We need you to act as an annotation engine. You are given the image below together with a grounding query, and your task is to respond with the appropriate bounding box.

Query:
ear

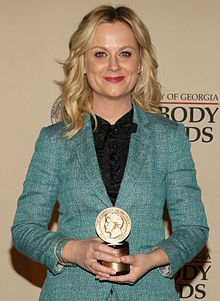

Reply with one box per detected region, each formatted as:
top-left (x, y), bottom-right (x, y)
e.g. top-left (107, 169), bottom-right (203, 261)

top-left (137, 66), bottom-right (142, 74)
top-left (137, 61), bottom-right (142, 74)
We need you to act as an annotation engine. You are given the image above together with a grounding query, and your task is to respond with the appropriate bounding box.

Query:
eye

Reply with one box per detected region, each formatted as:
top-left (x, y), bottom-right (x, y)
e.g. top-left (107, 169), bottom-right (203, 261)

top-left (120, 51), bottom-right (131, 57)
top-left (95, 51), bottom-right (107, 57)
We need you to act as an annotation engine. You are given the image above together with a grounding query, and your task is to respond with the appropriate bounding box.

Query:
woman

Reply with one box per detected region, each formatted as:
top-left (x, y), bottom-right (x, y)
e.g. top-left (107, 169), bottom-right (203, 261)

top-left (11, 5), bottom-right (209, 300)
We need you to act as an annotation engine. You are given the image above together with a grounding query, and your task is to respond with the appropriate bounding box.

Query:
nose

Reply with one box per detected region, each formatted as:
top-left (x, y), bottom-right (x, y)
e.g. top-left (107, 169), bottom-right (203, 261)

top-left (107, 55), bottom-right (120, 72)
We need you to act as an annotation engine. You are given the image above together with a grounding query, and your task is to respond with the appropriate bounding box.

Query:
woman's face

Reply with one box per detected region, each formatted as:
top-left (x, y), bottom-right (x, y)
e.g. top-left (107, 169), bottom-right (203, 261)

top-left (84, 21), bottom-right (140, 104)
top-left (104, 217), bottom-right (115, 234)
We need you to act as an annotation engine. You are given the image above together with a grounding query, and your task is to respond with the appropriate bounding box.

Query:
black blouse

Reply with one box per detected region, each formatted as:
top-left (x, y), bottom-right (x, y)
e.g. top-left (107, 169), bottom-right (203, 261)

top-left (91, 109), bottom-right (137, 206)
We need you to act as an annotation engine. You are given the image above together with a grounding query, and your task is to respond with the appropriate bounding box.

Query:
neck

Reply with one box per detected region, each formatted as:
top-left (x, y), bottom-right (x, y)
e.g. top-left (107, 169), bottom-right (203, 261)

top-left (92, 97), bottom-right (132, 125)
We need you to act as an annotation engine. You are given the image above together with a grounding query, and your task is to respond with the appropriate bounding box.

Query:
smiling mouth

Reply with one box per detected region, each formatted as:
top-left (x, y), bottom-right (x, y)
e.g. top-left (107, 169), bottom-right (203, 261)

top-left (104, 76), bottom-right (124, 83)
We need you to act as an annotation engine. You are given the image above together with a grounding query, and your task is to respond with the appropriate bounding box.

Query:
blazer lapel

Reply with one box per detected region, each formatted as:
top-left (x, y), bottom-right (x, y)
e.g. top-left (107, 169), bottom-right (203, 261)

top-left (69, 115), bottom-right (112, 207)
top-left (115, 104), bottom-right (151, 208)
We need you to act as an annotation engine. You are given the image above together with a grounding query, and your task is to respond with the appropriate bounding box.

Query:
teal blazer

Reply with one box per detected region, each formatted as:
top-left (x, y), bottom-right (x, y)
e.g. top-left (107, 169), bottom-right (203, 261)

top-left (11, 104), bottom-right (208, 300)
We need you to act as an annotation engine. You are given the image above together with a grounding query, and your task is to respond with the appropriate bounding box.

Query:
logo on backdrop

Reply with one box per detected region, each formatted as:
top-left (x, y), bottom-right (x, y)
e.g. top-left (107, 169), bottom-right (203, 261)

top-left (160, 93), bottom-right (219, 143)
top-left (175, 249), bottom-right (211, 299)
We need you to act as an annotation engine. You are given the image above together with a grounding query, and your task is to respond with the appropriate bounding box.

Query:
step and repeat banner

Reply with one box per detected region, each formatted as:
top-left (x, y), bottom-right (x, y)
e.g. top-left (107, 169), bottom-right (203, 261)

top-left (161, 92), bottom-right (217, 299)
top-left (1, 0), bottom-right (219, 300)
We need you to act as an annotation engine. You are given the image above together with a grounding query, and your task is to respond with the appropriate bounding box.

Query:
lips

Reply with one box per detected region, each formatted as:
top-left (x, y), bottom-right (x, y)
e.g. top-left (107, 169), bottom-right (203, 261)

top-left (104, 76), bottom-right (124, 83)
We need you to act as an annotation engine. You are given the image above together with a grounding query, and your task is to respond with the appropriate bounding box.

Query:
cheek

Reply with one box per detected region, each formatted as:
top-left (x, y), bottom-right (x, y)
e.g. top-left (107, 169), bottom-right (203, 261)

top-left (121, 61), bottom-right (139, 75)
top-left (130, 61), bottom-right (140, 73)
top-left (85, 60), bottom-right (105, 75)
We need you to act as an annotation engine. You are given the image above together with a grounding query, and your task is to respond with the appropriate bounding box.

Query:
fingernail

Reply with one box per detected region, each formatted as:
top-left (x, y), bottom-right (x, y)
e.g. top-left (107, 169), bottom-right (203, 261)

top-left (111, 270), bottom-right (116, 275)
top-left (113, 250), bottom-right (118, 255)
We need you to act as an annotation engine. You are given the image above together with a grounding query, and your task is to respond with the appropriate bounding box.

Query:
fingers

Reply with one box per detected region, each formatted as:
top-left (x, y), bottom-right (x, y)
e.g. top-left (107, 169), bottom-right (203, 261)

top-left (96, 273), bottom-right (135, 285)
top-left (95, 258), bottom-right (133, 283)
top-left (91, 260), bottom-right (117, 277)
top-left (94, 250), bottom-right (121, 263)
top-left (83, 239), bottom-right (121, 276)
top-left (75, 237), bottom-right (126, 278)
top-left (95, 253), bottom-right (152, 285)
top-left (94, 241), bottom-right (119, 256)
top-left (95, 269), bottom-right (116, 278)
top-left (95, 255), bottom-right (140, 284)
top-left (96, 266), bottom-right (137, 285)
top-left (120, 255), bottom-right (135, 265)
top-left (93, 241), bottom-right (122, 266)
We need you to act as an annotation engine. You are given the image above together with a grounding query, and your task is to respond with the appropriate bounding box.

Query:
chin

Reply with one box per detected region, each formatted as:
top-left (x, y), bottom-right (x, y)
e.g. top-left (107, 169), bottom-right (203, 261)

top-left (106, 95), bottom-right (129, 101)
top-left (103, 91), bottom-right (130, 100)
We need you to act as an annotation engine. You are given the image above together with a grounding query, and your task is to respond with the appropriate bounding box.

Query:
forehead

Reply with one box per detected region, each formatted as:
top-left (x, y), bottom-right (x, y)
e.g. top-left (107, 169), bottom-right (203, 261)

top-left (90, 21), bottom-right (138, 48)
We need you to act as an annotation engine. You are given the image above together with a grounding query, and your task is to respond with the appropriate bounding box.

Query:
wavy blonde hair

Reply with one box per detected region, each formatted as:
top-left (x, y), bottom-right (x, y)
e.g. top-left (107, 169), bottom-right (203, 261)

top-left (58, 5), bottom-right (161, 138)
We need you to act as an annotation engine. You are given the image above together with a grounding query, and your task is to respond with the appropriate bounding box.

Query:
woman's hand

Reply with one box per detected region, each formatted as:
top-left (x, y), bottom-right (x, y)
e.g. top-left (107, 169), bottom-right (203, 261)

top-left (96, 248), bottom-right (169, 285)
top-left (96, 253), bottom-right (150, 284)
top-left (61, 237), bottom-right (121, 278)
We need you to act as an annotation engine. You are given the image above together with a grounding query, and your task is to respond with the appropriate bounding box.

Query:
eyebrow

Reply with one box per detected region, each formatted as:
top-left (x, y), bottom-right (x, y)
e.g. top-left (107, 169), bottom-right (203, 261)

top-left (89, 46), bottom-right (136, 51)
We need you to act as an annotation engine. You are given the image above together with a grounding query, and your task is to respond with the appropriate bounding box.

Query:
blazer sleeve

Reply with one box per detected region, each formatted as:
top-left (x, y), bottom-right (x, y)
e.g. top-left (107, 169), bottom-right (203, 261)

top-left (156, 123), bottom-right (209, 278)
top-left (11, 126), bottom-right (69, 275)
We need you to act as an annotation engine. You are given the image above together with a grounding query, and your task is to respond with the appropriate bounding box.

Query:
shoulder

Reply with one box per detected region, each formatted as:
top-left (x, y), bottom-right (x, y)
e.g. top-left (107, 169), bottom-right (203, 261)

top-left (147, 111), bottom-right (174, 124)
top-left (148, 113), bottom-right (191, 154)
top-left (139, 109), bottom-right (184, 132)
top-left (42, 122), bottom-right (65, 136)
top-left (35, 122), bottom-right (66, 151)
top-left (137, 109), bottom-right (188, 147)
top-left (39, 122), bottom-right (65, 141)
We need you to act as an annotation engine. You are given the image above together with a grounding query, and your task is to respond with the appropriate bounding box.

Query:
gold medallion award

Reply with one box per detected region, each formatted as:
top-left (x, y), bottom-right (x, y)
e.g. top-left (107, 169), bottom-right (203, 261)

top-left (95, 207), bottom-right (131, 275)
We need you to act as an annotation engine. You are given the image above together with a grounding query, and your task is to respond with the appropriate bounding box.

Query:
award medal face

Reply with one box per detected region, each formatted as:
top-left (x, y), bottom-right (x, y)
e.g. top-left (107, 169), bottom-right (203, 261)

top-left (95, 207), bottom-right (131, 244)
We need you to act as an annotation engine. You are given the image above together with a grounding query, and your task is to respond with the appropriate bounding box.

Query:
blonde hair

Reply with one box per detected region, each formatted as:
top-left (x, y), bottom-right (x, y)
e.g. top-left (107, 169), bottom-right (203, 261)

top-left (58, 5), bottom-right (162, 138)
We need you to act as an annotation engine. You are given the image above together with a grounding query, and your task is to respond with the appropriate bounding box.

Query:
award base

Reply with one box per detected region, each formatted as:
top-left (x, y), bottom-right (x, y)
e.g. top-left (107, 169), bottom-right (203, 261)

top-left (102, 241), bottom-right (130, 275)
